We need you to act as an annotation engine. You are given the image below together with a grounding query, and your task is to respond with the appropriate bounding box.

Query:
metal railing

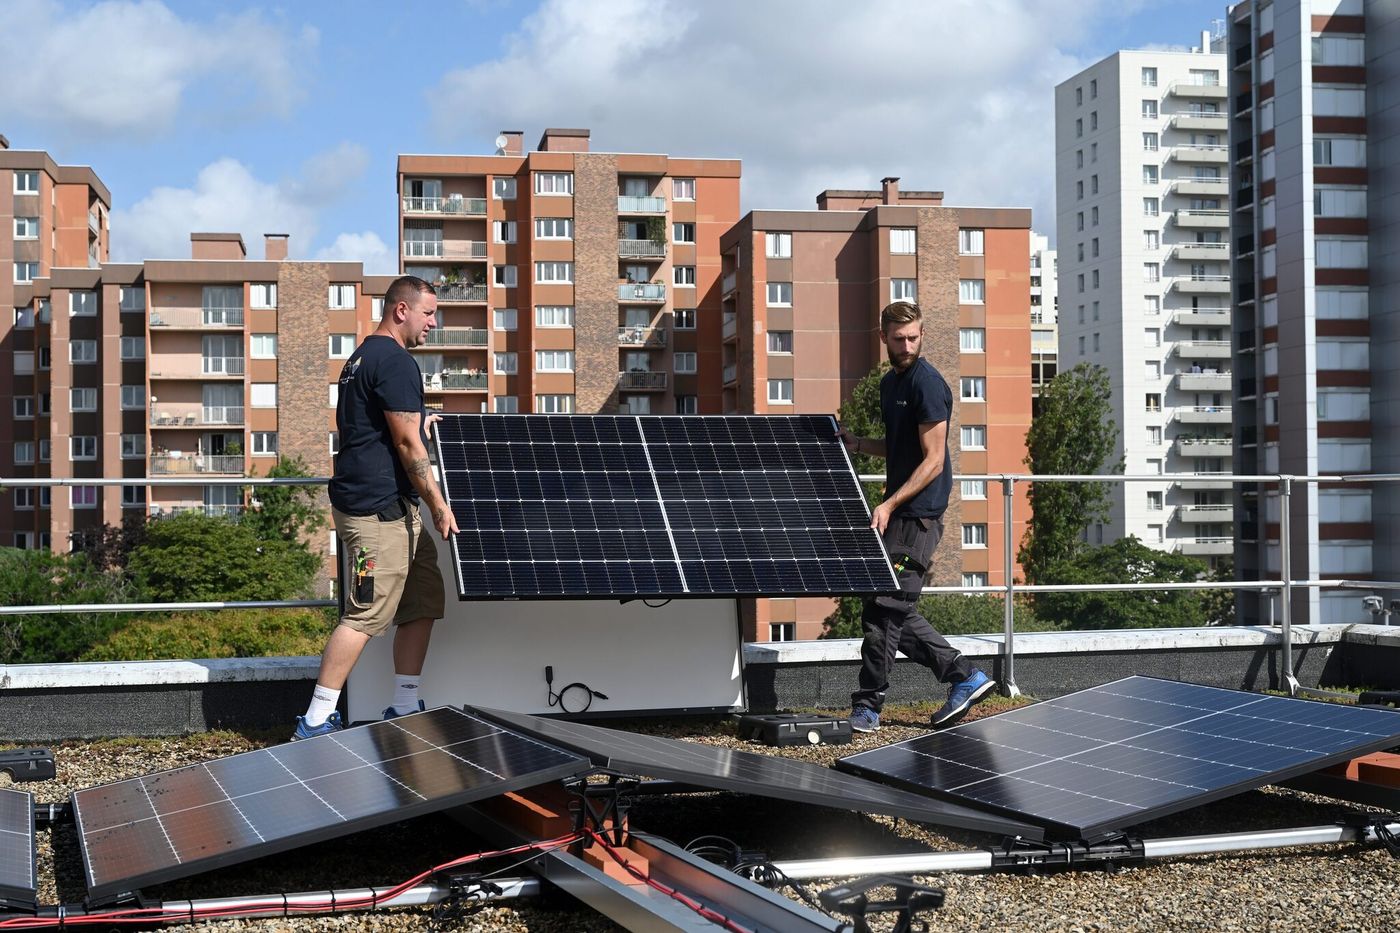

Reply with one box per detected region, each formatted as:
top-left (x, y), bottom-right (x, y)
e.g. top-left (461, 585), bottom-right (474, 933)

top-left (617, 196), bottom-right (666, 213)
top-left (437, 284), bottom-right (489, 303)
top-left (618, 371), bottom-right (667, 390)
top-left (401, 196), bottom-right (487, 215)
top-left (618, 283), bottom-right (666, 301)
top-left (619, 239), bottom-right (666, 258)
top-left (149, 454), bottom-right (244, 475)
top-left (617, 326), bottom-right (667, 347)
top-left (422, 327), bottom-right (488, 347)
top-left (149, 307), bottom-right (245, 329)
top-left (150, 404), bottom-right (245, 427)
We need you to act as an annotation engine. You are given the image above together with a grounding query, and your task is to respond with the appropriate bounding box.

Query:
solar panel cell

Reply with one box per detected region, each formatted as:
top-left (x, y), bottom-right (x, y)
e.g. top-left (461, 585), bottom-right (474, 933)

top-left (0, 788), bottom-right (36, 909)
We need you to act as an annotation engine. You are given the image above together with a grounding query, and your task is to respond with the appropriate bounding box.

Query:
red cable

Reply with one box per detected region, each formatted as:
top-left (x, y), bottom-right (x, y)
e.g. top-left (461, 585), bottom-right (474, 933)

top-left (587, 830), bottom-right (756, 933)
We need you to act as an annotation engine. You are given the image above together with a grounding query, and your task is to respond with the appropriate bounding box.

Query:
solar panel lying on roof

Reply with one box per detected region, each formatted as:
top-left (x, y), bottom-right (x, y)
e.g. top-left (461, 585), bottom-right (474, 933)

top-left (836, 676), bottom-right (1400, 840)
top-left (72, 708), bottom-right (587, 901)
top-left (472, 707), bottom-right (1041, 839)
top-left (433, 414), bottom-right (898, 599)
top-left (0, 788), bottom-right (36, 910)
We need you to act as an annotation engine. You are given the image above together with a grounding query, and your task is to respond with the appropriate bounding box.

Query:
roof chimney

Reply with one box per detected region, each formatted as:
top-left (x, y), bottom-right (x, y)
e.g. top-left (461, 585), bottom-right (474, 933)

top-left (264, 233), bottom-right (289, 261)
top-left (190, 232), bottom-right (246, 261)
top-left (0, 134), bottom-right (9, 150)
top-left (497, 130), bottom-right (523, 156)
top-left (538, 128), bottom-right (591, 153)
top-left (881, 176), bottom-right (900, 205)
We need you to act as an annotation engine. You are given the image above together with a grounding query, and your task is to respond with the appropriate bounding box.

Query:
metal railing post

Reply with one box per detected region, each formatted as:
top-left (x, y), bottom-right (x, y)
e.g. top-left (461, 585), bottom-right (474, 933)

top-left (1001, 476), bottom-right (1020, 698)
top-left (1278, 475), bottom-right (1300, 695)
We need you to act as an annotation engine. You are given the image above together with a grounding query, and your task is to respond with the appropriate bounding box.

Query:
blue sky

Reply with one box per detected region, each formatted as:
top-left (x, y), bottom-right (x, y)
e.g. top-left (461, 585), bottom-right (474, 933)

top-left (0, 0), bottom-right (1234, 271)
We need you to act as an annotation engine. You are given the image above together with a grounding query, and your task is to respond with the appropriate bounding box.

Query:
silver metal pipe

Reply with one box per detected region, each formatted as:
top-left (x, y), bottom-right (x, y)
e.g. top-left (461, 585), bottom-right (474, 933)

top-left (153, 878), bottom-right (538, 923)
top-left (1278, 475), bottom-right (1299, 695)
top-left (1001, 476), bottom-right (1020, 698)
top-left (771, 850), bottom-right (993, 880)
top-left (1141, 822), bottom-right (1400, 858)
top-left (0, 599), bottom-right (336, 616)
top-left (0, 476), bottom-right (326, 487)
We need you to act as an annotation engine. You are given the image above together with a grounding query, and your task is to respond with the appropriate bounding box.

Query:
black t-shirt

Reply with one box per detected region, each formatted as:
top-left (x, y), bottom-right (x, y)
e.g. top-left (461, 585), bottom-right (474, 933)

top-left (880, 357), bottom-right (953, 519)
top-left (328, 335), bottom-right (426, 515)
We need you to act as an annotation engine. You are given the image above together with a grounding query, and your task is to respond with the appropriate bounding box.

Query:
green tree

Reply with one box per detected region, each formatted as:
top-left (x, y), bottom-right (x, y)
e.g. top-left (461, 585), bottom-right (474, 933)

top-left (1034, 536), bottom-right (1211, 630)
top-left (241, 455), bottom-right (327, 543)
top-left (838, 361), bottom-right (890, 510)
top-left (128, 512), bottom-right (317, 603)
top-left (1019, 364), bottom-right (1122, 583)
top-left (1201, 555), bottom-right (1237, 626)
top-left (0, 548), bottom-right (132, 663)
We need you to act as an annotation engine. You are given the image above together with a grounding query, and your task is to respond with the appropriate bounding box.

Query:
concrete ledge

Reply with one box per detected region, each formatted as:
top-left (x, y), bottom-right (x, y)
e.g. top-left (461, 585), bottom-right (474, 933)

top-left (0, 656), bottom-right (319, 690)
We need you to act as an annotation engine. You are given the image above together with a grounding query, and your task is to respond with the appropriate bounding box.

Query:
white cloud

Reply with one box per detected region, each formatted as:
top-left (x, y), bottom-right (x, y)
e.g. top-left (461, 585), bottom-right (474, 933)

top-left (316, 232), bottom-right (396, 275)
top-left (429, 0), bottom-right (1125, 235)
top-left (109, 144), bottom-right (370, 262)
top-left (0, 0), bottom-right (316, 138)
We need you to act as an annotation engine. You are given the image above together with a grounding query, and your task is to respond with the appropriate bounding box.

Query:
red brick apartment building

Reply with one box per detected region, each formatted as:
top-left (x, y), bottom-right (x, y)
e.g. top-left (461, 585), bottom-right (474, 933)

top-left (396, 129), bottom-right (740, 415)
top-left (720, 179), bottom-right (1034, 641)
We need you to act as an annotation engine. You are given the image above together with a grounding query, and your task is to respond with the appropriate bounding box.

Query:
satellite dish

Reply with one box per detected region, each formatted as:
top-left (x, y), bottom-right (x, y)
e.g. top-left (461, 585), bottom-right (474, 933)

top-left (494, 134), bottom-right (509, 150)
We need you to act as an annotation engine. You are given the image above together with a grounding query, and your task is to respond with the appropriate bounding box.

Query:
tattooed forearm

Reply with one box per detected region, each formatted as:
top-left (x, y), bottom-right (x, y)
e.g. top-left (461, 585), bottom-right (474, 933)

top-left (387, 410), bottom-right (419, 423)
top-left (408, 456), bottom-right (432, 482)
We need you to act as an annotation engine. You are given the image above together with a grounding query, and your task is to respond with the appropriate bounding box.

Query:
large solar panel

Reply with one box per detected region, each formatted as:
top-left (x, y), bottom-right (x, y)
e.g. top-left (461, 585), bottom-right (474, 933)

top-left (0, 788), bottom-right (36, 910)
top-left (433, 414), bottom-right (898, 599)
top-left (472, 707), bottom-right (1041, 839)
top-left (836, 676), bottom-right (1400, 840)
top-left (72, 708), bottom-right (588, 901)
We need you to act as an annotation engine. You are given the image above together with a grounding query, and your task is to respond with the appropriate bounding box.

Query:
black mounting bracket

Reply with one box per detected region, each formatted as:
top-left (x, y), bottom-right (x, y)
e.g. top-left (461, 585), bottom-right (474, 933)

top-left (32, 801), bottom-right (70, 828)
top-left (817, 874), bottom-right (945, 933)
top-left (990, 834), bottom-right (1146, 874)
top-left (444, 871), bottom-right (505, 905)
top-left (564, 771), bottom-right (638, 850)
top-left (1342, 810), bottom-right (1400, 858)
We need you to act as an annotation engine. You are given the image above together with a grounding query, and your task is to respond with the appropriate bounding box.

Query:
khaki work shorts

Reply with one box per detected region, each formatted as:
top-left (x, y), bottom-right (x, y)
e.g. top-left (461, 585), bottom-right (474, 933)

top-left (333, 500), bottom-right (445, 637)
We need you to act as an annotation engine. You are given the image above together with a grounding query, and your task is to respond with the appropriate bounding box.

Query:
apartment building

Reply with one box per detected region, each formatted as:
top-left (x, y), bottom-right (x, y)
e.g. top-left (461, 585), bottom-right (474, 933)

top-left (2, 138), bottom-right (111, 549)
top-left (1228, 0), bottom-right (1394, 625)
top-left (719, 179), bottom-right (1034, 641)
top-left (397, 129), bottom-right (740, 416)
top-left (1030, 233), bottom-right (1059, 412)
top-left (1055, 37), bottom-right (1234, 563)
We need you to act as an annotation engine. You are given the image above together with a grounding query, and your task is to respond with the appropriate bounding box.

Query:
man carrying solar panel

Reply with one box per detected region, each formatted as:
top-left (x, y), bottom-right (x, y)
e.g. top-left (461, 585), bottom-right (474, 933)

top-left (840, 301), bottom-right (995, 733)
top-left (292, 275), bottom-right (459, 740)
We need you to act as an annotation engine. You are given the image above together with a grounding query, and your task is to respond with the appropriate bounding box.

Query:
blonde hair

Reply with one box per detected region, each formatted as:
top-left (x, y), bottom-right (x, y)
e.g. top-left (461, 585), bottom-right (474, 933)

top-left (880, 300), bottom-right (922, 334)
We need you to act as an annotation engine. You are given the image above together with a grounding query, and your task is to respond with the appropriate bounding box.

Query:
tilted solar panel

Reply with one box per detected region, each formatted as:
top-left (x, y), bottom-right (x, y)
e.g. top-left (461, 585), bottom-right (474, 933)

top-left (434, 414), bottom-right (898, 599)
top-left (0, 788), bottom-right (36, 911)
top-left (836, 676), bottom-right (1400, 840)
top-left (73, 708), bottom-right (587, 901)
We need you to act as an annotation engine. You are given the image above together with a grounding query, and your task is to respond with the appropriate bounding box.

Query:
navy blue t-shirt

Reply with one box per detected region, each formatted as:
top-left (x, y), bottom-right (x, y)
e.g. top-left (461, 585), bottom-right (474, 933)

top-left (328, 335), bottom-right (426, 515)
top-left (880, 357), bottom-right (953, 520)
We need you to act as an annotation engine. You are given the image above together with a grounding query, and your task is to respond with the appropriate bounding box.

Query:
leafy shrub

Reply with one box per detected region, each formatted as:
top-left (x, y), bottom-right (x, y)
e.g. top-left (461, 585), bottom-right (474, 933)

top-left (82, 609), bottom-right (333, 661)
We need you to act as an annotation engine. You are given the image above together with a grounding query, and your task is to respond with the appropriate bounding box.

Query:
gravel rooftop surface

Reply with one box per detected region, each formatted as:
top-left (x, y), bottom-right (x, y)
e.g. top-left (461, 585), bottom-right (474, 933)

top-left (5, 695), bottom-right (1399, 932)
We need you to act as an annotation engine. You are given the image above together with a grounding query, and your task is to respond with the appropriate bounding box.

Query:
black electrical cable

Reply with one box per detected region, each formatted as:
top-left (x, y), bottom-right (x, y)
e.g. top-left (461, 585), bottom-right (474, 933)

top-left (642, 598), bottom-right (672, 608)
top-left (544, 665), bottom-right (609, 714)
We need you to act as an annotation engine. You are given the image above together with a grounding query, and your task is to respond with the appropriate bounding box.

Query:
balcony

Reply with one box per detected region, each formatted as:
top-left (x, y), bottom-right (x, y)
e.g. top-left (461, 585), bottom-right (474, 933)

top-left (722, 311), bottom-right (738, 342)
top-left (1175, 536), bottom-right (1234, 556)
top-left (617, 325), bottom-right (668, 348)
top-left (1168, 79), bottom-right (1228, 99)
top-left (149, 503), bottom-right (245, 519)
top-left (422, 327), bottom-right (488, 347)
top-left (617, 196), bottom-right (666, 214)
top-left (1175, 406), bottom-right (1233, 425)
top-left (1177, 475), bottom-right (1233, 491)
top-left (401, 196), bottom-right (487, 216)
top-left (1176, 437), bottom-right (1234, 458)
top-left (149, 307), bottom-right (244, 329)
top-left (88, 210), bottom-right (100, 235)
top-left (149, 454), bottom-right (244, 475)
top-left (1171, 242), bottom-right (1230, 261)
top-left (150, 404), bottom-right (245, 427)
top-left (437, 284), bottom-right (489, 303)
top-left (1171, 178), bottom-right (1229, 197)
top-left (403, 240), bottom-right (488, 260)
top-left (1234, 139), bottom-right (1254, 163)
top-left (1170, 112), bottom-right (1228, 131)
top-left (1173, 275), bottom-right (1232, 295)
top-left (618, 371), bottom-right (667, 391)
top-left (424, 371), bottom-right (488, 392)
top-left (1178, 503), bottom-right (1235, 523)
top-left (1174, 209), bottom-right (1230, 229)
top-left (618, 283), bottom-right (666, 303)
top-left (619, 239), bottom-right (666, 258)
top-left (722, 271), bottom-right (737, 296)
top-left (722, 363), bottom-right (738, 385)
top-left (150, 357), bottom-right (245, 380)
top-left (1177, 371), bottom-right (1232, 391)
top-left (1174, 340), bottom-right (1232, 360)
top-left (1170, 145), bottom-right (1229, 165)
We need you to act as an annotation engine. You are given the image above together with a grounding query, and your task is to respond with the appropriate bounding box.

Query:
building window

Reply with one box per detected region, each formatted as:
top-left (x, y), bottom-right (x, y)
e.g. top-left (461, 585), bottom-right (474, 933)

top-left (328, 334), bottom-right (355, 358)
top-left (252, 432), bottom-right (278, 456)
top-left (121, 435), bottom-right (145, 459)
top-left (1145, 361), bottom-right (1161, 380)
top-left (673, 265), bottom-right (696, 286)
top-left (672, 177), bottom-right (695, 200)
top-left (116, 335), bottom-right (145, 360)
top-left (1075, 86), bottom-right (1083, 106)
top-left (70, 339), bottom-right (98, 363)
top-left (71, 436), bottom-right (97, 461)
top-left (1147, 425), bottom-right (1162, 445)
top-left (117, 484), bottom-right (147, 510)
top-left (121, 385), bottom-right (144, 410)
top-left (14, 261), bottom-right (39, 283)
top-left (1143, 263), bottom-right (1160, 283)
top-left (1144, 328), bottom-right (1160, 347)
top-left (767, 331), bottom-right (793, 353)
top-left (769, 623), bottom-right (795, 642)
top-left (1142, 165), bottom-right (1159, 186)
top-left (14, 306), bottom-right (35, 329)
top-left (14, 397), bottom-right (34, 419)
top-left (535, 350), bottom-right (574, 372)
top-left (963, 572), bottom-right (989, 588)
top-left (956, 228), bottom-right (984, 255)
top-left (494, 396), bottom-right (519, 413)
top-left (14, 171), bottom-right (39, 194)
top-left (1143, 132), bottom-right (1159, 151)
top-left (960, 327), bottom-right (985, 352)
top-left (495, 220), bottom-right (520, 243)
top-left (494, 352), bottom-right (518, 374)
top-left (534, 172), bottom-right (573, 195)
top-left (1093, 333), bottom-right (1100, 352)
top-left (1142, 100), bottom-right (1158, 119)
top-left (891, 228), bottom-right (917, 254)
top-left (891, 279), bottom-right (917, 302)
top-left (1145, 295), bottom-right (1160, 315)
top-left (252, 383), bottom-right (278, 408)
top-left (536, 394), bottom-right (574, 414)
top-left (493, 177), bottom-right (517, 200)
top-left (1089, 78), bottom-right (1097, 98)
top-left (1091, 174), bottom-right (1099, 194)
top-left (676, 395), bottom-right (698, 414)
top-left (767, 282), bottom-right (793, 306)
top-left (329, 383), bottom-right (339, 407)
top-left (494, 265), bottom-right (519, 287)
top-left (959, 279), bottom-right (986, 303)
top-left (1146, 393), bottom-right (1162, 413)
top-left (1143, 197), bottom-right (1160, 217)
top-left (1147, 490), bottom-right (1164, 511)
top-left (962, 524), bottom-right (988, 548)
top-left (329, 431), bottom-right (340, 455)
top-left (249, 283), bottom-right (276, 308)
top-left (1090, 110), bottom-right (1098, 131)
top-left (673, 222), bottom-right (695, 243)
top-left (765, 232), bottom-right (792, 259)
top-left (71, 387), bottom-right (98, 411)
top-left (960, 376), bottom-right (986, 401)
top-left (1076, 180), bottom-right (1084, 200)
top-left (13, 216), bottom-right (39, 239)
top-left (14, 350), bottom-right (34, 375)
top-left (1142, 66), bottom-right (1158, 87)
top-left (674, 308), bottom-right (696, 330)
top-left (535, 305), bottom-right (575, 327)
top-left (494, 308), bottom-right (517, 331)
top-left (1076, 118), bottom-right (1083, 138)
top-left (251, 334), bottom-right (278, 358)
top-left (1091, 206), bottom-right (1099, 225)
top-left (533, 218), bottom-right (571, 239)
top-left (1076, 212), bottom-right (1084, 231)
top-left (961, 479), bottom-right (987, 499)
top-left (38, 439), bottom-right (50, 461)
top-left (534, 261), bottom-right (573, 284)
top-left (767, 379), bottom-right (794, 404)
top-left (71, 486), bottom-right (98, 509)
top-left (324, 283), bottom-right (354, 309)
top-left (1077, 149), bottom-right (1085, 168)
top-left (1091, 270), bottom-right (1100, 289)
top-left (674, 351), bottom-right (697, 373)
top-left (370, 298), bottom-right (384, 321)
top-left (961, 425), bottom-right (987, 448)
top-left (13, 487), bottom-right (34, 511)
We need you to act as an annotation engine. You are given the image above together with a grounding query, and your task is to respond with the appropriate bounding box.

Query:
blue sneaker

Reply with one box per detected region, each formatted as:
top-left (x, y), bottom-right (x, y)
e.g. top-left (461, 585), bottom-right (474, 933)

top-left (291, 710), bottom-right (344, 741)
top-left (382, 700), bottom-right (426, 720)
top-left (931, 670), bottom-right (995, 729)
top-left (850, 707), bottom-right (880, 733)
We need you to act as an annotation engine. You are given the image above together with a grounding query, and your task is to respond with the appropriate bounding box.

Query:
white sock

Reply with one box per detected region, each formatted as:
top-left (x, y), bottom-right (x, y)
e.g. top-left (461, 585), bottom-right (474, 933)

top-left (304, 685), bottom-right (341, 727)
top-left (392, 674), bottom-right (421, 715)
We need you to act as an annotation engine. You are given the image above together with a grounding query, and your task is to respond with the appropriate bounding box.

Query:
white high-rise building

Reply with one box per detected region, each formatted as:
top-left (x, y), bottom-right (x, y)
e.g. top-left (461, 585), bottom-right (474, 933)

top-left (1030, 233), bottom-right (1059, 410)
top-left (1055, 32), bottom-right (1232, 563)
